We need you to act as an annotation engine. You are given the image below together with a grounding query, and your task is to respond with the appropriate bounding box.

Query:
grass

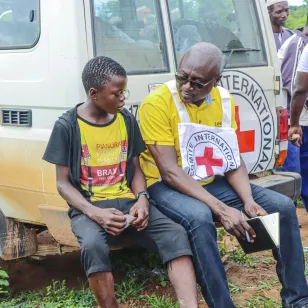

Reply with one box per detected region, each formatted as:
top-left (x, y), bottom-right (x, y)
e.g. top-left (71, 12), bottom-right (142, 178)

top-left (3, 242), bottom-right (308, 307)
top-left (238, 294), bottom-right (280, 308)
top-left (0, 280), bottom-right (97, 308)
top-left (228, 282), bottom-right (244, 294)
top-left (115, 278), bottom-right (146, 303)
top-left (145, 294), bottom-right (179, 308)
top-left (255, 279), bottom-right (279, 291)
top-left (228, 247), bottom-right (260, 268)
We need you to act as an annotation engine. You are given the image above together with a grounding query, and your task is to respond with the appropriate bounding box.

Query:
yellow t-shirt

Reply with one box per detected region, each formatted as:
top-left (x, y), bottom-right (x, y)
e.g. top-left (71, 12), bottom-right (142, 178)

top-left (77, 114), bottom-right (135, 201)
top-left (139, 84), bottom-right (237, 187)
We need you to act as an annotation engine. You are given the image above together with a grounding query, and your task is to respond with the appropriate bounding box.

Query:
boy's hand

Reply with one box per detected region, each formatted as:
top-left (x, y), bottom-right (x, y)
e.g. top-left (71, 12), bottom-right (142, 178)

top-left (87, 207), bottom-right (126, 236)
top-left (129, 196), bottom-right (150, 231)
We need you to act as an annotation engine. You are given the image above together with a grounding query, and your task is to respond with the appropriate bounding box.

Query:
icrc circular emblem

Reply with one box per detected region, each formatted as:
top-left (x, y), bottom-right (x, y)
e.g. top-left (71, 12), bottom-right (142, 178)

top-left (186, 130), bottom-right (239, 179)
top-left (219, 70), bottom-right (275, 174)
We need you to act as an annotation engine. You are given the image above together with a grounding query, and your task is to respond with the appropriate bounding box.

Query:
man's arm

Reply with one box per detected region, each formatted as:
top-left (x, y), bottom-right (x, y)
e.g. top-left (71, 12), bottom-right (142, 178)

top-left (289, 71), bottom-right (308, 145)
top-left (148, 144), bottom-right (255, 240)
top-left (224, 157), bottom-right (267, 217)
top-left (56, 165), bottom-right (126, 236)
top-left (129, 157), bottom-right (150, 231)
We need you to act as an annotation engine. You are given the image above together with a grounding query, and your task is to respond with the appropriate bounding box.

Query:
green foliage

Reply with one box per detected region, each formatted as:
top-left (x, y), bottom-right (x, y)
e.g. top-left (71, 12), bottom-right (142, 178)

top-left (286, 5), bottom-right (308, 30)
top-left (0, 269), bottom-right (9, 295)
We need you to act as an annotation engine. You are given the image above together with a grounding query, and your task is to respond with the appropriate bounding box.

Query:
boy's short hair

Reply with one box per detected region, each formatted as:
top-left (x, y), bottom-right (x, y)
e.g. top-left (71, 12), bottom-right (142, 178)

top-left (82, 56), bottom-right (127, 93)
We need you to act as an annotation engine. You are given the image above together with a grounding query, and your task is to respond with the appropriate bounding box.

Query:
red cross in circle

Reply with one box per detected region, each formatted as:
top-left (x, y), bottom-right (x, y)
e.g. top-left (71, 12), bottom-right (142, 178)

top-left (195, 147), bottom-right (223, 177)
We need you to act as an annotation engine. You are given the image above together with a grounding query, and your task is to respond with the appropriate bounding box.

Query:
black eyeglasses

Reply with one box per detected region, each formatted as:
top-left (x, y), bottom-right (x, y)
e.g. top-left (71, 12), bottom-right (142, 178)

top-left (175, 72), bottom-right (221, 91)
top-left (175, 49), bottom-right (235, 91)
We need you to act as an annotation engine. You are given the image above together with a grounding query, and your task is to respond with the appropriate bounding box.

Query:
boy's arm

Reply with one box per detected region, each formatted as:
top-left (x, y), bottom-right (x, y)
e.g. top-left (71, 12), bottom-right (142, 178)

top-left (128, 116), bottom-right (149, 231)
top-left (129, 157), bottom-right (150, 231)
top-left (56, 165), bottom-right (126, 236)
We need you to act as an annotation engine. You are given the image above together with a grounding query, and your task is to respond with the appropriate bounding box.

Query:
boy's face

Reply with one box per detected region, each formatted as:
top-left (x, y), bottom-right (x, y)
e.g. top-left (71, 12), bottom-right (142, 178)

top-left (90, 75), bottom-right (128, 114)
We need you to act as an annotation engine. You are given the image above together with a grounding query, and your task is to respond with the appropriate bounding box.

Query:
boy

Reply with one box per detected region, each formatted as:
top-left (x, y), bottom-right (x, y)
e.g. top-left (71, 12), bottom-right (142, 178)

top-left (43, 56), bottom-right (197, 308)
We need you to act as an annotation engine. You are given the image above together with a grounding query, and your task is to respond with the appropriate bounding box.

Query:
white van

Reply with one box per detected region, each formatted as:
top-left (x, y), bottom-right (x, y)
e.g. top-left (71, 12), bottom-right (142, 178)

top-left (0, 0), bottom-right (300, 260)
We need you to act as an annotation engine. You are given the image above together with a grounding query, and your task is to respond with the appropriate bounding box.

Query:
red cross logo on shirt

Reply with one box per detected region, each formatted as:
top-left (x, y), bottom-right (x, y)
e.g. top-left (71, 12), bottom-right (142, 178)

top-left (196, 147), bottom-right (223, 176)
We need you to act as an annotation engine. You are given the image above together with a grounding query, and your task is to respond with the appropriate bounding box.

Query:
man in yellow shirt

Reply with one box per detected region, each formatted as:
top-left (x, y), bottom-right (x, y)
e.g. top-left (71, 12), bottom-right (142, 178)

top-left (139, 43), bottom-right (308, 308)
top-left (43, 56), bottom-right (198, 308)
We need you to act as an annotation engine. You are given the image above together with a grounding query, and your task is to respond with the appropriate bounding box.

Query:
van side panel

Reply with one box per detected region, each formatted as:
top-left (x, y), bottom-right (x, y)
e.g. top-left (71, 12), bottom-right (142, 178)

top-left (0, 0), bottom-right (89, 223)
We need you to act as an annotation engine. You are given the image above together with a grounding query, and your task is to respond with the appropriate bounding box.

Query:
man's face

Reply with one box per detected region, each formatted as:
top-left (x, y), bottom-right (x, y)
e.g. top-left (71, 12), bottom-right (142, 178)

top-left (176, 57), bottom-right (221, 105)
top-left (269, 2), bottom-right (289, 27)
top-left (90, 76), bottom-right (128, 114)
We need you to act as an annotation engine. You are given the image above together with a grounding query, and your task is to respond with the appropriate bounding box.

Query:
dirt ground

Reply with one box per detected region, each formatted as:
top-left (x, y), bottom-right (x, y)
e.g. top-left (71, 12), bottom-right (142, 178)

top-left (2, 208), bottom-right (308, 307)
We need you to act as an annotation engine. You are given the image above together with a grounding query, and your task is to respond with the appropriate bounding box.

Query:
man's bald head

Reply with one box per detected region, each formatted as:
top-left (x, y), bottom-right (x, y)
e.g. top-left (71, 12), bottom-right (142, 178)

top-left (179, 42), bottom-right (223, 75)
top-left (176, 43), bottom-right (224, 106)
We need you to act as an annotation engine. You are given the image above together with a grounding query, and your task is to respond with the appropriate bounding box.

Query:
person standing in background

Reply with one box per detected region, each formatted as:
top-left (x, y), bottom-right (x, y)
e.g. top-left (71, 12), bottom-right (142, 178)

top-left (278, 16), bottom-right (308, 211)
top-left (289, 44), bottom-right (308, 213)
top-left (266, 0), bottom-right (293, 51)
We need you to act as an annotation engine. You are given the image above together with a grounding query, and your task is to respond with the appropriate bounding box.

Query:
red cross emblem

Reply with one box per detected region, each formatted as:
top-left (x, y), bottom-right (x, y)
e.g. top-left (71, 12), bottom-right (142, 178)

top-left (235, 106), bottom-right (255, 153)
top-left (196, 147), bottom-right (223, 176)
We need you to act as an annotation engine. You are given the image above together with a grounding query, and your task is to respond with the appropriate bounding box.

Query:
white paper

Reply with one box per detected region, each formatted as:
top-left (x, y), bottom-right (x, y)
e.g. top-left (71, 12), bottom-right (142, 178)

top-left (125, 214), bottom-right (137, 228)
top-left (261, 213), bottom-right (280, 246)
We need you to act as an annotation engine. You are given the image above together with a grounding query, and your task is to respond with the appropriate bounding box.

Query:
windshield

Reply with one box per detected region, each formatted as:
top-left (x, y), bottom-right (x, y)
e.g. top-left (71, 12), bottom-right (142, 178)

top-left (92, 0), bottom-right (169, 74)
top-left (168, 0), bottom-right (267, 68)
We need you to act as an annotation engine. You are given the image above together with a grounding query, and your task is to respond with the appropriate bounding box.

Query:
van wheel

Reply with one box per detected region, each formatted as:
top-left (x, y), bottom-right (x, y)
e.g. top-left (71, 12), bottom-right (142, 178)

top-left (0, 211), bottom-right (37, 260)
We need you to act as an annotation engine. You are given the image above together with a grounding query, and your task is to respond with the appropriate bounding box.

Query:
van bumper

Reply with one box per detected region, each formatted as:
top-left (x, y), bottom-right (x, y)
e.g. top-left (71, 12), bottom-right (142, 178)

top-left (249, 171), bottom-right (301, 202)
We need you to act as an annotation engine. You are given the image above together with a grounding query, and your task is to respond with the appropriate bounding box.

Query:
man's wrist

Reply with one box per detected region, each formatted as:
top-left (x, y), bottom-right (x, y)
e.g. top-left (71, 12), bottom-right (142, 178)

top-left (210, 202), bottom-right (229, 219)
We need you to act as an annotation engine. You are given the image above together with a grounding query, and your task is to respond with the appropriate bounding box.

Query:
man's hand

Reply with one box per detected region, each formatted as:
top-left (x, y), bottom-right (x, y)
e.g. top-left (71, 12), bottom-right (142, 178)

top-left (219, 207), bottom-right (256, 242)
top-left (288, 126), bottom-right (303, 147)
top-left (129, 196), bottom-right (150, 231)
top-left (86, 207), bottom-right (126, 236)
top-left (244, 200), bottom-right (268, 218)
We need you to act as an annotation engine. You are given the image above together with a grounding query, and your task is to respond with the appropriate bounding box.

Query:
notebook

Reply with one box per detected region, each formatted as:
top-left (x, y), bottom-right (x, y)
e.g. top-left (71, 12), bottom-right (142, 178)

top-left (237, 213), bottom-right (280, 254)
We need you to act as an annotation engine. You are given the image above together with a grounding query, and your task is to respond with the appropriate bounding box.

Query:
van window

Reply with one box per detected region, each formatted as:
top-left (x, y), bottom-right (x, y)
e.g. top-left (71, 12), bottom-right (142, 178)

top-left (168, 0), bottom-right (267, 68)
top-left (92, 0), bottom-right (169, 74)
top-left (0, 0), bottom-right (40, 49)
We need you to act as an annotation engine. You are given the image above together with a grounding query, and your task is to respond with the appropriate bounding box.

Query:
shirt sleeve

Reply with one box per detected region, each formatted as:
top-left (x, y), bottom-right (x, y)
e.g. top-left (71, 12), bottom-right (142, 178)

top-left (230, 95), bottom-right (238, 130)
top-left (42, 120), bottom-right (70, 166)
top-left (297, 45), bottom-right (308, 73)
top-left (132, 117), bottom-right (146, 157)
top-left (139, 97), bottom-right (174, 146)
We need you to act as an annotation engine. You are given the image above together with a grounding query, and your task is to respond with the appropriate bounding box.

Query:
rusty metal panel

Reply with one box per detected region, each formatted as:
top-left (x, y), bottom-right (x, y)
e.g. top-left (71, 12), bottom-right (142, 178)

top-left (38, 205), bottom-right (79, 248)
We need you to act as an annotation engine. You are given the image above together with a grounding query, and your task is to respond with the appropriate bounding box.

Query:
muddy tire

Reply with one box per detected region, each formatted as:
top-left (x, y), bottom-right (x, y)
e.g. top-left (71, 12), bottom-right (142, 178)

top-left (0, 211), bottom-right (37, 260)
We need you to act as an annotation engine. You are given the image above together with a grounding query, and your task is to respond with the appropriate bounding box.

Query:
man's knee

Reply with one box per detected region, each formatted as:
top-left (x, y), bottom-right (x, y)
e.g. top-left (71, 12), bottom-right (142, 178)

top-left (271, 194), bottom-right (296, 219)
top-left (187, 207), bottom-right (215, 231)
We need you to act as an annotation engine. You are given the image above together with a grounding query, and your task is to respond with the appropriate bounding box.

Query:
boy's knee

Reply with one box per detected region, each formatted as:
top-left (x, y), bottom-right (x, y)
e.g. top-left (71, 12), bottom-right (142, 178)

top-left (170, 222), bottom-right (189, 241)
top-left (161, 223), bottom-right (192, 261)
top-left (80, 235), bottom-right (111, 276)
